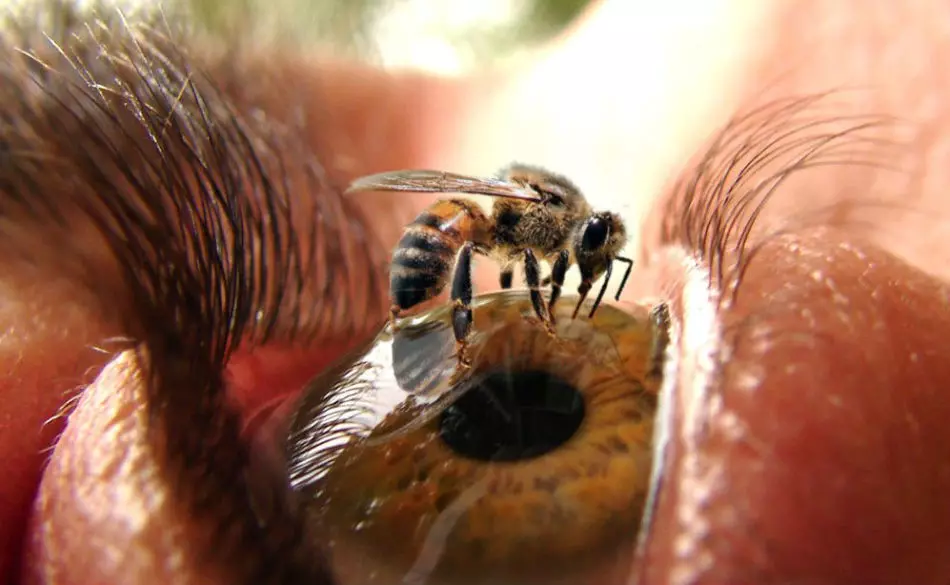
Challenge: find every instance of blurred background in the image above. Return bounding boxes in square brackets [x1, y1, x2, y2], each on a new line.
[180, 0, 593, 73]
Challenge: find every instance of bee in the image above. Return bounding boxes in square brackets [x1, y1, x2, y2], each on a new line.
[346, 163, 634, 367]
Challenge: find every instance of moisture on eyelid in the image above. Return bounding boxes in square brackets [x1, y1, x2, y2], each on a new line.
[285, 290, 669, 585]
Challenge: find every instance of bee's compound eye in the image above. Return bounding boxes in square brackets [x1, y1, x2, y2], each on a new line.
[286, 291, 665, 585]
[582, 216, 610, 250]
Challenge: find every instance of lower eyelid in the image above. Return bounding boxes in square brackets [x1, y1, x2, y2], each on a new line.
[639, 227, 950, 584]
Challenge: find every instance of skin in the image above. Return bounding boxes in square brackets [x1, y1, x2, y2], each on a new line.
[5, 0, 950, 582]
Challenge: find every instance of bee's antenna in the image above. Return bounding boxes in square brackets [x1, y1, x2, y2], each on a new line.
[613, 256, 634, 301]
[587, 261, 614, 319]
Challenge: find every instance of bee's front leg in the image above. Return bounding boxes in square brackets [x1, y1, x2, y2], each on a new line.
[572, 279, 592, 320]
[524, 249, 557, 338]
[451, 242, 476, 369]
[571, 263, 595, 319]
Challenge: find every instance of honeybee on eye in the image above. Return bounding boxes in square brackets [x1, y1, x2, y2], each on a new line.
[345, 163, 634, 367]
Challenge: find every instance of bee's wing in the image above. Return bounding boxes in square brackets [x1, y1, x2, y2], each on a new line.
[345, 170, 543, 201]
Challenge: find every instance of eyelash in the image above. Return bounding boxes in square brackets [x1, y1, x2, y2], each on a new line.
[2, 8, 900, 585]
[2, 13, 382, 585]
[656, 92, 894, 310]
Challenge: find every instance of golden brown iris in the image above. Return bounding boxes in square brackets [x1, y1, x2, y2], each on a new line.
[286, 291, 666, 585]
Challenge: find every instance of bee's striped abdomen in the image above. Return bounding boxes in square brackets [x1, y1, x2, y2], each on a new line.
[390, 198, 488, 312]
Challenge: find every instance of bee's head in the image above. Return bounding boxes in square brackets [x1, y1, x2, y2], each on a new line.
[573, 212, 627, 277]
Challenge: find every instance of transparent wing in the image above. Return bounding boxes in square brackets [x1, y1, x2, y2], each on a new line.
[345, 169, 543, 201]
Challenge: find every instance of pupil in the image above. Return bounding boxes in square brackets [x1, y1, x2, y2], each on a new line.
[438, 369, 585, 462]
[583, 218, 609, 250]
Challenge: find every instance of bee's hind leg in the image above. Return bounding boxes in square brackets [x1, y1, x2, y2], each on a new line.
[524, 249, 557, 338]
[500, 266, 514, 290]
[451, 242, 476, 369]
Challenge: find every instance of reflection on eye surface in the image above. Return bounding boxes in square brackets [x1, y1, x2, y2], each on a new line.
[287, 291, 668, 585]
[10, 2, 947, 582]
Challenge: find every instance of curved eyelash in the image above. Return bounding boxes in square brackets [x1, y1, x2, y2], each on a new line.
[1, 8, 907, 585]
[0, 9, 380, 585]
[659, 91, 900, 309]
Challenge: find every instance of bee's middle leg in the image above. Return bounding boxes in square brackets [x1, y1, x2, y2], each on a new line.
[547, 249, 570, 324]
[451, 242, 476, 368]
[524, 249, 556, 337]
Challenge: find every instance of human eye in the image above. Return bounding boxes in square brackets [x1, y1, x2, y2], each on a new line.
[285, 291, 666, 585]
[281, 91, 950, 585]
[7, 4, 950, 585]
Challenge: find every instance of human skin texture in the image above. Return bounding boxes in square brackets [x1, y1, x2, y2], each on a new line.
[5, 0, 950, 583]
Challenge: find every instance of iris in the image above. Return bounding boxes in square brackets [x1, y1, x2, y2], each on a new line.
[287, 291, 668, 585]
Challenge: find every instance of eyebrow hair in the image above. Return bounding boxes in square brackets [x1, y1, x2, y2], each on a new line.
[1, 3, 390, 582]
